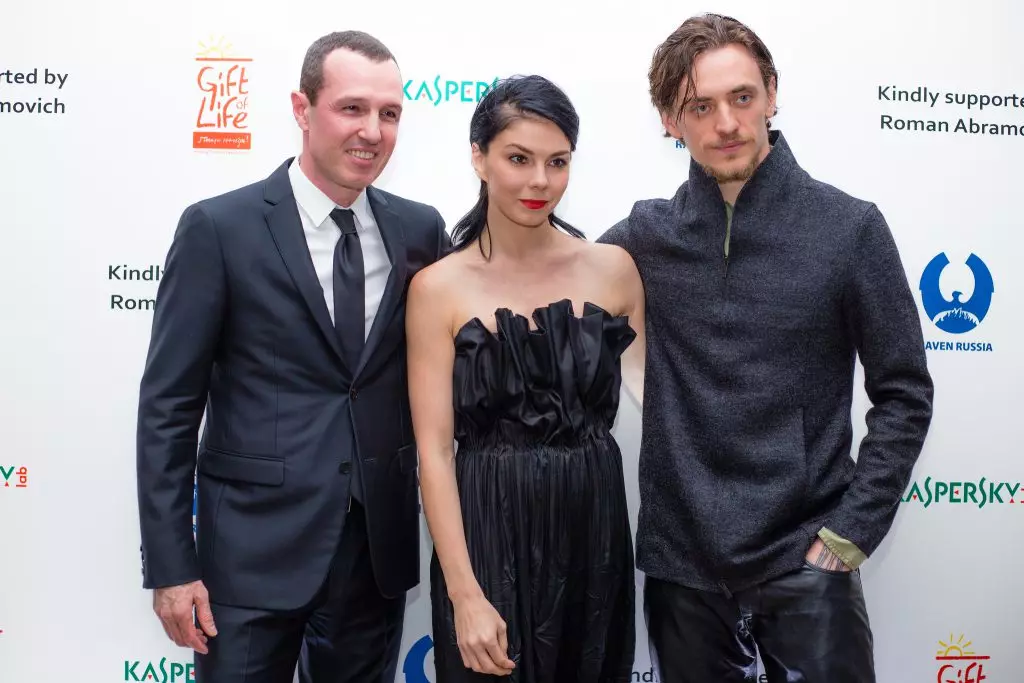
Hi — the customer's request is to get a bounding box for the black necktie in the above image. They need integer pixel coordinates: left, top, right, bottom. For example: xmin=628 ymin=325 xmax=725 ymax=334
xmin=331 ymin=208 xmax=365 ymax=370
xmin=331 ymin=208 xmax=365 ymax=504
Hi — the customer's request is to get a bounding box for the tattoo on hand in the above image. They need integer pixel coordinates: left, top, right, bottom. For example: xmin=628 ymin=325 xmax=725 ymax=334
xmin=814 ymin=545 xmax=848 ymax=571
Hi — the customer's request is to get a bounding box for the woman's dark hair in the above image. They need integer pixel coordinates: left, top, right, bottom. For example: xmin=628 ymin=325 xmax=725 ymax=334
xmin=449 ymin=75 xmax=585 ymax=256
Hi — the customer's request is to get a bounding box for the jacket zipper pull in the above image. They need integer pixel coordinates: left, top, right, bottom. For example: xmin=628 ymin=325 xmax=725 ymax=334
xmin=723 ymin=202 xmax=734 ymax=280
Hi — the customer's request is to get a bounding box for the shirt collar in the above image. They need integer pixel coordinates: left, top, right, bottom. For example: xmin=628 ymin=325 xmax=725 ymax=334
xmin=288 ymin=157 xmax=372 ymax=230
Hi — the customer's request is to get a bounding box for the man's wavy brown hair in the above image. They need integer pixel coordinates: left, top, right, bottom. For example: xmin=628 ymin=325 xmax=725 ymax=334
xmin=649 ymin=14 xmax=778 ymax=135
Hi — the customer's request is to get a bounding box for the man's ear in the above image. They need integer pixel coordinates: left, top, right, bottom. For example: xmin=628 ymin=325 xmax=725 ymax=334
xmin=661 ymin=109 xmax=685 ymax=143
xmin=291 ymin=91 xmax=311 ymax=131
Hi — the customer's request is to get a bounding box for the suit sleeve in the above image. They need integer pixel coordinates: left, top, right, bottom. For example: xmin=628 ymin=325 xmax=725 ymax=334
xmin=136 ymin=202 xmax=227 ymax=589
xmin=435 ymin=208 xmax=451 ymax=258
xmin=824 ymin=203 xmax=934 ymax=558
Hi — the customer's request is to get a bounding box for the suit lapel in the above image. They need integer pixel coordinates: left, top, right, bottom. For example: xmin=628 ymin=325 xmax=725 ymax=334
xmin=262 ymin=159 xmax=349 ymax=370
xmin=356 ymin=186 xmax=407 ymax=379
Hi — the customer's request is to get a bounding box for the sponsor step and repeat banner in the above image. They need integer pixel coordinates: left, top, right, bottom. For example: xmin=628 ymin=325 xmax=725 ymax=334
xmin=1 ymin=0 xmax=1020 ymax=681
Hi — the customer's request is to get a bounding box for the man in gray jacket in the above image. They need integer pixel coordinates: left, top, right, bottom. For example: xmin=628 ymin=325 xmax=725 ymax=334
xmin=600 ymin=13 xmax=933 ymax=683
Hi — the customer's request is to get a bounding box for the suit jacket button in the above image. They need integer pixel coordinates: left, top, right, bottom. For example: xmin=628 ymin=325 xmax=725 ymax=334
xmin=339 ymin=461 xmax=352 ymax=474
xmin=349 ymin=388 xmax=358 ymax=400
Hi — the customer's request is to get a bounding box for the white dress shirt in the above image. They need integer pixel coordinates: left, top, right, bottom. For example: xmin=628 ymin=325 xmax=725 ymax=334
xmin=288 ymin=157 xmax=391 ymax=340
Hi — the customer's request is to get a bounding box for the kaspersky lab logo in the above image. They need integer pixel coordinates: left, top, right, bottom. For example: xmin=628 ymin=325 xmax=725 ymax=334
xmin=920 ymin=252 xmax=995 ymax=352
xmin=936 ymin=633 xmax=990 ymax=683
xmin=1 ymin=465 xmax=28 ymax=489
xmin=903 ymin=476 xmax=1020 ymax=508
xmin=124 ymin=658 xmax=194 ymax=682
xmin=404 ymin=76 xmax=500 ymax=106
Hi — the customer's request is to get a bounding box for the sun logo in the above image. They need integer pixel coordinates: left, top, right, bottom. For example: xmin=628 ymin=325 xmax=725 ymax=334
xmin=937 ymin=633 xmax=976 ymax=659
xmin=197 ymin=36 xmax=236 ymax=59
xmin=936 ymin=633 xmax=989 ymax=683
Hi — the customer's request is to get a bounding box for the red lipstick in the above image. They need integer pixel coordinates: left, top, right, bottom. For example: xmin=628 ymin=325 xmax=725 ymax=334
xmin=520 ymin=199 xmax=547 ymax=210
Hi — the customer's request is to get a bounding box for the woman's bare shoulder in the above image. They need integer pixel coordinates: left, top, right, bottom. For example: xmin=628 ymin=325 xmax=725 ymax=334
xmin=580 ymin=240 xmax=640 ymax=280
xmin=408 ymin=245 xmax=481 ymax=330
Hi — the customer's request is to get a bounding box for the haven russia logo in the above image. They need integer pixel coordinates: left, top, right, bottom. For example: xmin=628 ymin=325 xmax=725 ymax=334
xmin=919 ymin=252 xmax=994 ymax=352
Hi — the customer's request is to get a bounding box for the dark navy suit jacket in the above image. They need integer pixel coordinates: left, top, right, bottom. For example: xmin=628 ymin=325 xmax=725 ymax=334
xmin=136 ymin=158 xmax=448 ymax=610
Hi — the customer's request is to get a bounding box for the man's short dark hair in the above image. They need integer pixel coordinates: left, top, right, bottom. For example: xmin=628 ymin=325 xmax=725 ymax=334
xmin=300 ymin=31 xmax=396 ymax=105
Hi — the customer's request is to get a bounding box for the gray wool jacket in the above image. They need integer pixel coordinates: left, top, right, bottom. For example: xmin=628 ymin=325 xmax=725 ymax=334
xmin=599 ymin=130 xmax=933 ymax=595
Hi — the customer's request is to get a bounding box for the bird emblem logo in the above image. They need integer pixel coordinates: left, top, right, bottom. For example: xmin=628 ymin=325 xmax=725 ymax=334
xmin=919 ymin=253 xmax=994 ymax=334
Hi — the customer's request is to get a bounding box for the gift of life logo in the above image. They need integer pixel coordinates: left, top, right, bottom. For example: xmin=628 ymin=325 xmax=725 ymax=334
xmin=902 ymin=477 xmax=1020 ymax=508
xmin=124 ymin=658 xmax=194 ymax=682
xmin=937 ymin=634 xmax=990 ymax=683
xmin=194 ymin=36 xmax=251 ymax=150
xmin=1 ymin=465 xmax=28 ymax=489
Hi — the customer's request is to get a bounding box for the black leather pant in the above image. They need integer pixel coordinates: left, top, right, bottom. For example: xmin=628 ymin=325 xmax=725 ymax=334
xmin=645 ymin=562 xmax=874 ymax=683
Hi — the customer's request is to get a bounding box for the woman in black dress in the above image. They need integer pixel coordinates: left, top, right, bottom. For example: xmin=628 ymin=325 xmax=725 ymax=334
xmin=406 ymin=75 xmax=646 ymax=682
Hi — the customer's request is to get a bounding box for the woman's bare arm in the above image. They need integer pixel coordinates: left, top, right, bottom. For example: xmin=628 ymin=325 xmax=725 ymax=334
xmin=604 ymin=246 xmax=646 ymax=410
xmin=406 ymin=264 xmax=514 ymax=676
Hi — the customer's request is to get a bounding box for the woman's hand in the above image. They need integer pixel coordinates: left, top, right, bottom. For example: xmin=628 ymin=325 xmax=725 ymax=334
xmin=453 ymin=593 xmax=516 ymax=676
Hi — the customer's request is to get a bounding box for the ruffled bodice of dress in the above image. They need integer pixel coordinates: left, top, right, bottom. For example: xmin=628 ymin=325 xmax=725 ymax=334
xmin=452 ymin=299 xmax=636 ymax=448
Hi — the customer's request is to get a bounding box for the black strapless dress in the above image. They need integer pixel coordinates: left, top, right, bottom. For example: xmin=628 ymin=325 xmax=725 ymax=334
xmin=430 ymin=299 xmax=637 ymax=683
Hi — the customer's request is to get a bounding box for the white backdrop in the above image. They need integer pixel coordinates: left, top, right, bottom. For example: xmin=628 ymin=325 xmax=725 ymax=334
xmin=1 ymin=0 xmax=1022 ymax=680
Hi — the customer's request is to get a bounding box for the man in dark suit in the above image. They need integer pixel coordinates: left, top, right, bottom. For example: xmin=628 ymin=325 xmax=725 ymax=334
xmin=136 ymin=30 xmax=448 ymax=682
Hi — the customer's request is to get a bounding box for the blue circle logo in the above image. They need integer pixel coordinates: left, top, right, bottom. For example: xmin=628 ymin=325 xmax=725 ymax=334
xmin=919 ymin=253 xmax=994 ymax=334
xmin=403 ymin=635 xmax=433 ymax=683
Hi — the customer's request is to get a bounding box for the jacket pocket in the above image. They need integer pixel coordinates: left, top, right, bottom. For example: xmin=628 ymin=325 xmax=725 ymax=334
xmin=198 ymin=447 xmax=284 ymax=486
xmin=802 ymin=559 xmax=857 ymax=577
